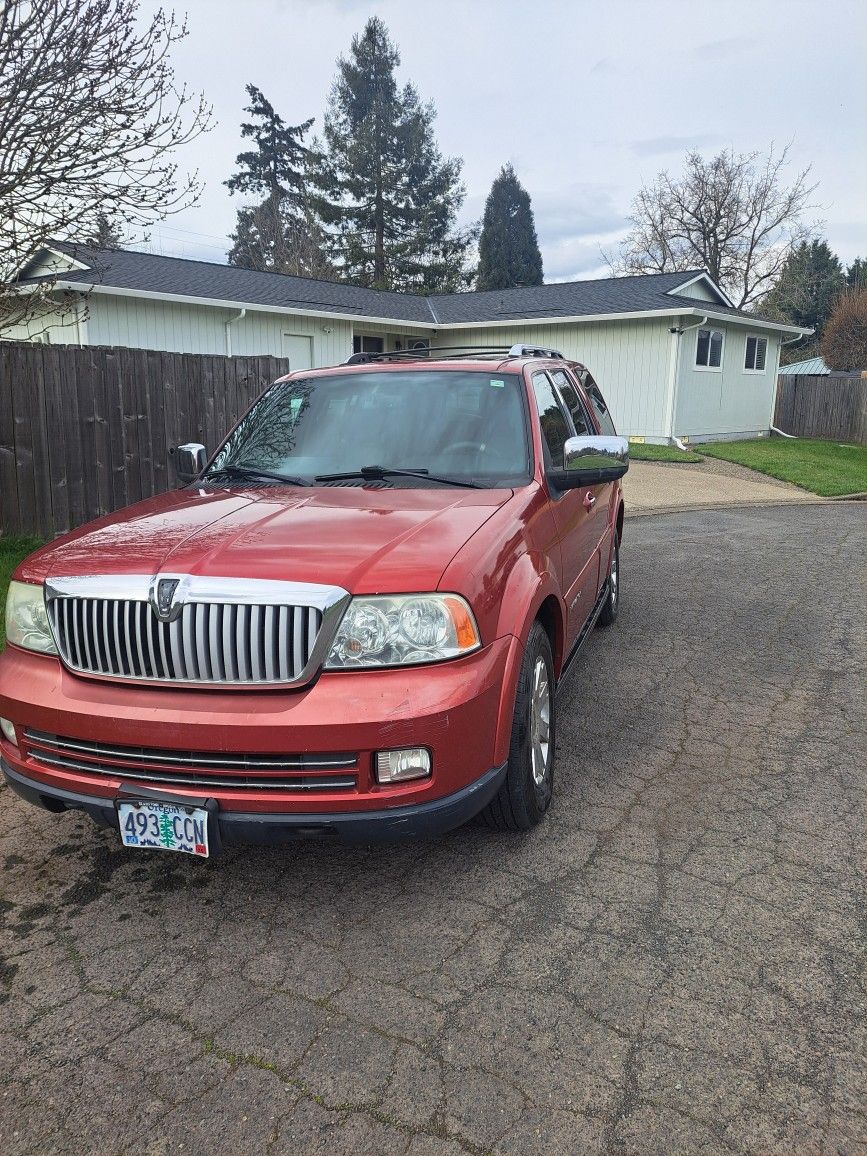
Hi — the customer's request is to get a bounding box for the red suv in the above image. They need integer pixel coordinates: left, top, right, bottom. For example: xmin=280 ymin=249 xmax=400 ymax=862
xmin=0 ymin=346 xmax=627 ymax=854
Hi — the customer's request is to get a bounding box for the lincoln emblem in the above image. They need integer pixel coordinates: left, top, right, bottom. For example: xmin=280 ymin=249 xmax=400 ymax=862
xmin=152 ymin=577 xmax=181 ymax=622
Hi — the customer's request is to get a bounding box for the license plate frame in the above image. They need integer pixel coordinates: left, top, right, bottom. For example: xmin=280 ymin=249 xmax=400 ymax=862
xmin=115 ymin=785 xmax=220 ymax=858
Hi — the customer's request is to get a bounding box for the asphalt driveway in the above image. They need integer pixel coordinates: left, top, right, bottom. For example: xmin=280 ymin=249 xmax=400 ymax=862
xmin=1 ymin=503 xmax=865 ymax=1155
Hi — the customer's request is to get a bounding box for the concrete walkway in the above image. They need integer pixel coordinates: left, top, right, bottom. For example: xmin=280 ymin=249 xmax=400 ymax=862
xmin=623 ymin=456 xmax=822 ymax=515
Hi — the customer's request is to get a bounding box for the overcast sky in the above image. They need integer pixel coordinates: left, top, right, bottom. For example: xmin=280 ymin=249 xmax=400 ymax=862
xmin=136 ymin=0 xmax=867 ymax=281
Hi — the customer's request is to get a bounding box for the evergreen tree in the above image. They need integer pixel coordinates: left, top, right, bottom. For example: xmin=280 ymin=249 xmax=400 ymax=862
xmin=847 ymin=257 xmax=866 ymax=288
xmin=315 ymin=17 xmax=473 ymax=292
xmin=85 ymin=213 xmax=125 ymax=249
xmin=225 ymin=85 xmax=332 ymax=278
xmin=763 ymin=239 xmax=846 ymax=339
xmin=476 ymin=164 xmax=543 ymax=291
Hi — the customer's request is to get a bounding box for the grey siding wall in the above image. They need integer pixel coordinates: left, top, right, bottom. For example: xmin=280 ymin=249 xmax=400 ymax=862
xmin=435 ymin=319 xmax=674 ymax=438
xmin=674 ymin=321 xmax=780 ymax=440
xmin=85 ymin=293 xmax=354 ymax=366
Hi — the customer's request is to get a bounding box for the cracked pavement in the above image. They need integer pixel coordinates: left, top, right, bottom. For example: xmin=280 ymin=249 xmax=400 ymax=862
xmin=1 ymin=503 xmax=865 ymax=1154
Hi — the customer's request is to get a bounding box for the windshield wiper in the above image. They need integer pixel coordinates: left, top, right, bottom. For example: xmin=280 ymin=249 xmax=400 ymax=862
xmin=205 ymin=463 xmax=310 ymax=486
xmin=315 ymin=465 xmax=482 ymax=489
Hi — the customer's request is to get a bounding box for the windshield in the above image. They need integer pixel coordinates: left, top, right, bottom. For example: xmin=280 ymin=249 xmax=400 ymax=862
xmin=206 ymin=370 xmax=531 ymax=487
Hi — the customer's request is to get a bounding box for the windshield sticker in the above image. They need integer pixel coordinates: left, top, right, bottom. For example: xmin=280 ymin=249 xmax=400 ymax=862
xmin=490 ymin=379 xmax=505 ymax=388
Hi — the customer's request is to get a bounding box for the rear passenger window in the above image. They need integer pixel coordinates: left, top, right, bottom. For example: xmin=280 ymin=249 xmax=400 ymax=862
xmin=583 ymin=375 xmax=617 ymax=436
xmin=532 ymin=373 xmax=570 ymax=468
xmin=550 ymin=370 xmax=592 ymax=436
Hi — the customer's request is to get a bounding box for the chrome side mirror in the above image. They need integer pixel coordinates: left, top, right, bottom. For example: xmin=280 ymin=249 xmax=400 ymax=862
xmin=171 ymin=442 xmax=207 ymax=483
xmin=547 ymin=435 xmax=629 ymax=490
xmin=564 ymin=435 xmax=629 ymax=474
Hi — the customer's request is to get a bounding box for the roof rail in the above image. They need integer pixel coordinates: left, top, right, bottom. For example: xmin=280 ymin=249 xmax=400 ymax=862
xmin=342 ymin=344 xmax=565 ymax=366
xmin=507 ymin=343 xmax=564 ymax=359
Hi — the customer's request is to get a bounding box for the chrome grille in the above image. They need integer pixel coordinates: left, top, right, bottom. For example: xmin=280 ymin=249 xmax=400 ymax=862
xmin=24 ymin=730 xmax=358 ymax=792
xmin=43 ymin=575 xmax=350 ymax=688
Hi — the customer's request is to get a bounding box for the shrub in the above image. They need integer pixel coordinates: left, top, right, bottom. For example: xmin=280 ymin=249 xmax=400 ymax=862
xmin=820 ymin=287 xmax=867 ymax=371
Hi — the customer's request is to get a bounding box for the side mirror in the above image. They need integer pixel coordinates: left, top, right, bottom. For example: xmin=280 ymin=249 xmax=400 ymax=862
xmin=171 ymin=442 xmax=207 ymax=484
xmin=548 ymin=435 xmax=629 ymax=489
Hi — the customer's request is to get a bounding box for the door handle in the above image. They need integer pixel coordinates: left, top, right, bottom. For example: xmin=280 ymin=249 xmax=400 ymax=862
xmin=583 ymin=491 xmax=596 ymax=510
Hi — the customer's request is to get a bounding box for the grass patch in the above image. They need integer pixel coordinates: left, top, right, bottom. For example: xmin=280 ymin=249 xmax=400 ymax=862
xmin=698 ymin=438 xmax=867 ymax=497
xmin=628 ymin=442 xmax=704 ymax=463
xmin=0 ymin=537 xmax=43 ymax=650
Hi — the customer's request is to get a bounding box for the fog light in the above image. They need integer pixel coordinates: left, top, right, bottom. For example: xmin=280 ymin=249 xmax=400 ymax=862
xmin=375 ymin=747 xmax=431 ymax=784
xmin=0 ymin=717 xmax=17 ymax=746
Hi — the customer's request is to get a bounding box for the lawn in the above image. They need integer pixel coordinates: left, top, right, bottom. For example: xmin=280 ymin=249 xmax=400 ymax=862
xmin=698 ymin=438 xmax=867 ymax=497
xmin=0 ymin=537 xmax=43 ymax=650
xmin=628 ymin=442 xmax=704 ymax=463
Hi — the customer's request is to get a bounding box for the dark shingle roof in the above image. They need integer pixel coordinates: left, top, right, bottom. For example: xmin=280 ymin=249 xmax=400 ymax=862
xmin=26 ymin=241 xmax=782 ymax=328
xmin=427 ymin=272 xmax=719 ymax=323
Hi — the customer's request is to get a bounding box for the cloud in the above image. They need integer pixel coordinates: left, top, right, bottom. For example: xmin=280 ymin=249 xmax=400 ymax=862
xmin=694 ymin=36 xmax=752 ymax=59
xmin=629 ymin=133 xmax=728 ymax=158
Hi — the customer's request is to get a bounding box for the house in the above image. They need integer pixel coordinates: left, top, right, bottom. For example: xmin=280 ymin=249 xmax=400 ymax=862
xmin=7 ymin=241 xmax=810 ymax=444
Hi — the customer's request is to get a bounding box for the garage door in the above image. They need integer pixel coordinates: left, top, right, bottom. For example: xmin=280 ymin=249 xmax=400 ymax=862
xmin=282 ymin=333 xmax=313 ymax=370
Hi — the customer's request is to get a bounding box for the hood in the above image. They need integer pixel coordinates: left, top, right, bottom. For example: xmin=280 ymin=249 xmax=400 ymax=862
xmin=18 ymin=484 xmax=513 ymax=593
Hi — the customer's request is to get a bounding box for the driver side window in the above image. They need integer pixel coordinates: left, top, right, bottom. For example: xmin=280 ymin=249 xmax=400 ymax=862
xmin=550 ymin=370 xmax=592 ymax=436
xmin=532 ymin=373 xmax=570 ymax=468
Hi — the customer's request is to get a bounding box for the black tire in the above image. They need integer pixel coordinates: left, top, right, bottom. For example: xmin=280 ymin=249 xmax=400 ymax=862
xmin=596 ymin=534 xmax=620 ymax=628
xmin=481 ymin=621 xmax=555 ymax=832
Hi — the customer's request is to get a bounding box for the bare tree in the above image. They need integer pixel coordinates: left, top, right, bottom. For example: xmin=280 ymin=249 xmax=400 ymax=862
xmin=609 ymin=145 xmax=817 ymax=309
xmin=0 ymin=0 xmax=212 ymax=329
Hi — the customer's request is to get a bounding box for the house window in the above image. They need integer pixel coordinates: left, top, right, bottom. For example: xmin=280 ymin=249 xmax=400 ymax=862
xmin=695 ymin=328 xmax=724 ymax=369
xmin=744 ymin=335 xmax=768 ymax=372
xmin=353 ymin=335 xmax=384 ymax=354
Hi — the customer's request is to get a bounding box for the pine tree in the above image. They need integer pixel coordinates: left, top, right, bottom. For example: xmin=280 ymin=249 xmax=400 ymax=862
xmin=225 ymin=85 xmax=332 ymax=278
xmin=763 ymin=239 xmax=846 ymax=339
xmin=85 ymin=213 xmax=125 ymax=249
xmin=476 ymin=165 xmax=543 ymax=291
xmin=847 ymin=257 xmax=866 ymax=288
xmin=314 ymin=17 xmax=474 ymax=292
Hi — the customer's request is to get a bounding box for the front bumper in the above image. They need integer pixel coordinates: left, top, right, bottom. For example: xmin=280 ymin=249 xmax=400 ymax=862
xmin=1 ymin=757 xmax=507 ymax=843
xmin=0 ymin=634 xmax=522 ymax=820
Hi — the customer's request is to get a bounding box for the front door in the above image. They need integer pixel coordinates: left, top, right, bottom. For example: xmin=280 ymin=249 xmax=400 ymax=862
xmin=531 ymin=372 xmax=600 ymax=652
xmin=282 ymin=333 xmax=313 ymax=371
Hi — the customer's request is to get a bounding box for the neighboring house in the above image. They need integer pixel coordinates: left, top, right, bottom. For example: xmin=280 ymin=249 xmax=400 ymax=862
xmin=779 ymin=356 xmax=829 ymax=375
xmin=6 ymin=241 xmax=810 ymax=444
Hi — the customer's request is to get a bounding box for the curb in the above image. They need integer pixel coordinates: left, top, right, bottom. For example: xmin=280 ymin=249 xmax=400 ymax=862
xmin=624 ymin=497 xmax=860 ymax=519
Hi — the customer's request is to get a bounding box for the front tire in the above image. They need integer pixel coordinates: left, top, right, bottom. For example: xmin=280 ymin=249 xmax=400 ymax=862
xmin=481 ymin=621 xmax=555 ymax=832
xmin=596 ymin=534 xmax=620 ymax=628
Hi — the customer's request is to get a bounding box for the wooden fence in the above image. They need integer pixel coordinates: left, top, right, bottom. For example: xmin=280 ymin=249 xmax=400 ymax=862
xmin=774 ymin=372 xmax=867 ymax=445
xmin=0 ymin=342 xmax=289 ymax=538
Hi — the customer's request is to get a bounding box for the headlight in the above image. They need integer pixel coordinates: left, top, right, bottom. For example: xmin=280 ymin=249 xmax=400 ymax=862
xmin=4 ymin=581 xmax=57 ymax=655
xmin=325 ymin=594 xmax=481 ymax=669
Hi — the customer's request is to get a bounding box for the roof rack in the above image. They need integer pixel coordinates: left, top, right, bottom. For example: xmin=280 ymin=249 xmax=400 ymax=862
xmin=342 ymin=343 xmax=564 ymax=365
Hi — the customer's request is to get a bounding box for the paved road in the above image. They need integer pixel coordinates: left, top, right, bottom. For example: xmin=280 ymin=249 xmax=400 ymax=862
xmin=2 ymin=504 xmax=865 ymax=1155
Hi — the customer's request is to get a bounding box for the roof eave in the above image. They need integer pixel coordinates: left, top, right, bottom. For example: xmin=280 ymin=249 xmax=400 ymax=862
xmin=46 ymin=279 xmax=435 ymax=329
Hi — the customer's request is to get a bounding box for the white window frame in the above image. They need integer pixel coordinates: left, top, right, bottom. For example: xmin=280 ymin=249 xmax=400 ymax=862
xmin=694 ymin=327 xmax=725 ymax=372
xmin=743 ymin=333 xmax=769 ymax=374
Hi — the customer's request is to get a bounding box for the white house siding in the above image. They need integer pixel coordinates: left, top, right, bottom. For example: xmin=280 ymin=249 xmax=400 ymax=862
xmin=85 ymin=293 xmax=353 ymax=366
xmin=675 ymin=280 xmax=720 ymax=303
xmin=674 ymin=321 xmax=780 ymax=441
xmin=435 ymin=319 xmax=674 ymax=439
xmin=1 ymin=306 xmax=83 ymax=344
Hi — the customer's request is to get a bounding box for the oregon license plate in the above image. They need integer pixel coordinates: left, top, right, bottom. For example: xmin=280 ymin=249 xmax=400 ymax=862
xmin=117 ymin=799 xmax=210 ymax=857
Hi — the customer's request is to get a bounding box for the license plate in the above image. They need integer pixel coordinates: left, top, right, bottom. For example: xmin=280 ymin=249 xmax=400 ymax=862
xmin=117 ymin=799 xmax=210 ymax=857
